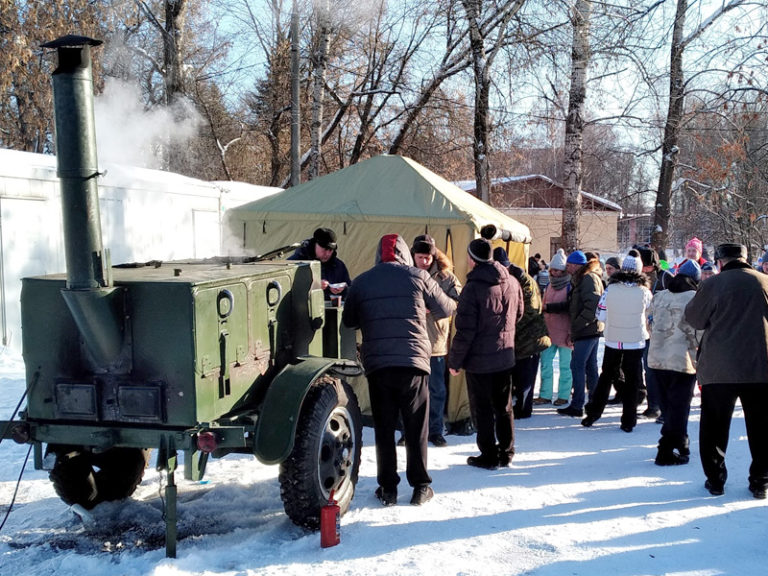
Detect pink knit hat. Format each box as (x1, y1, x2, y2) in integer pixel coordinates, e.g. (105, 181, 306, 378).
(685, 237, 703, 254)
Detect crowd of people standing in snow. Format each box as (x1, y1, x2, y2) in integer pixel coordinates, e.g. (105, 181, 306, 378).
(296, 226, 768, 507)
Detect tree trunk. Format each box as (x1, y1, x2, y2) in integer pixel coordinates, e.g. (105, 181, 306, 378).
(163, 0, 187, 173)
(651, 0, 687, 252)
(561, 0, 592, 254)
(309, 2, 331, 180)
(463, 0, 492, 204)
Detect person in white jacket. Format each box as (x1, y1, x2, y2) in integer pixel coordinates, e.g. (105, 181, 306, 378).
(581, 250, 652, 432)
(647, 260, 701, 466)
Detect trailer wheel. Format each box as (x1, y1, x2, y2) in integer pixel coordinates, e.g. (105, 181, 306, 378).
(279, 377, 362, 530)
(93, 448, 151, 502)
(49, 446, 150, 509)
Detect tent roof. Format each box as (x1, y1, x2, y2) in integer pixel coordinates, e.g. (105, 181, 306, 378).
(231, 155, 531, 243)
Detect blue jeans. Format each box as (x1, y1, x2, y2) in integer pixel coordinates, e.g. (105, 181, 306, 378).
(428, 356, 447, 436)
(569, 337, 600, 410)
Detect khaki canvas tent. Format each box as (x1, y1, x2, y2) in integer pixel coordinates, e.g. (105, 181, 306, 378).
(226, 154, 532, 425)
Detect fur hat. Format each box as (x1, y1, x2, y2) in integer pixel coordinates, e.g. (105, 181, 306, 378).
(677, 260, 701, 281)
(566, 250, 587, 265)
(468, 238, 492, 263)
(714, 243, 747, 260)
(493, 246, 510, 267)
(411, 234, 436, 256)
(621, 251, 643, 273)
(313, 227, 337, 250)
(605, 256, 621, 270)
(635, 246, 659, 269)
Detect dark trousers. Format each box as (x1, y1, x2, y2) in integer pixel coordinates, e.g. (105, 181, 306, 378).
(428, 356, 447, 436)
(643, 341, 661, 412)
(699, 382, 768, 490)
(653, 369, 696, 455)
(368, 367, 431, 490)
(586, 347, 643, 429)
(512, 354, 540, 419)
(466, 370, 515, 461)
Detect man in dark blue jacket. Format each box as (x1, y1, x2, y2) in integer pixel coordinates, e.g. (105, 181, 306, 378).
(342, 234, 455, 506)
(288, 227, 351, 300)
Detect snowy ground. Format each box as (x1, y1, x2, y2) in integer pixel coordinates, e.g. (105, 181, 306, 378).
(0, 347, 764, 576)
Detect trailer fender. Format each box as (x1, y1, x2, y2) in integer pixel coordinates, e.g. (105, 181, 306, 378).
(253, 357, 342, 464)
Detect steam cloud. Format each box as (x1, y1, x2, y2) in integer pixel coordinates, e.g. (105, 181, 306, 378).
(94, 78, 202, 169)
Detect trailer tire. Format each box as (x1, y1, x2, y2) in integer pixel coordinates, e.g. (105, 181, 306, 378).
(49, 447, 150, 509)
(279, 377, 362, 530)
(93, 448, 151, 502)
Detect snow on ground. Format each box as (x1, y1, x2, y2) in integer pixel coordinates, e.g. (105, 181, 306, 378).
(0, 346, 764, 576)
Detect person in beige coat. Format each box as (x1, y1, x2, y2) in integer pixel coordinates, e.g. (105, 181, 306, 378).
(684, 243, 768, 498)
(647, 260, 701, 466)
(411, 234, 461, 447)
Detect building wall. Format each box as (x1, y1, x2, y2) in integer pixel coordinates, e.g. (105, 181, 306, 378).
(499, 207, 619, 261)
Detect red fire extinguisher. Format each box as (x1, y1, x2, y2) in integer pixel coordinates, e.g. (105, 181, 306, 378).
(320, 489, 340, 548)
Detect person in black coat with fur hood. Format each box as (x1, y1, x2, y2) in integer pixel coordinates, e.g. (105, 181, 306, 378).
(342, 234, 455, 506)
(448, 238, 524, 470)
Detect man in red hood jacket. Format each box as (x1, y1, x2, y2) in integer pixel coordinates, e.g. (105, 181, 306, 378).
(343, 234, 455, 507)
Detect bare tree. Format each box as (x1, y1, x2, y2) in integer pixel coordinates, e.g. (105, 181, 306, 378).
(561, 0, 592, 253)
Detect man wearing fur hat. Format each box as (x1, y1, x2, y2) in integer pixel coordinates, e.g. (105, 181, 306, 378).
(684, 243, 768, 499)
(555, 250, 604, 418)
(581, 250, 652, 432)
(288, 227, 352, 300)
(448, 238, 524, 469)
(411, 234, 462, 447)
(343, 234, 456, 506)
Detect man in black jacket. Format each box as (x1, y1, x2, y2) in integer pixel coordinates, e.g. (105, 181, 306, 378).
(342, 234, 455, 506)
(288, 227, 352, 300)
(448, 238, 524, 470)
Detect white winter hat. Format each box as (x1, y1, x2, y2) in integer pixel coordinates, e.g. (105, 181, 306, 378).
(621, 250, 643, 274)
(550, 249, 567, 271)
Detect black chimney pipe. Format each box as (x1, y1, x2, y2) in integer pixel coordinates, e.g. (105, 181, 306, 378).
(43, 35, 124, 367)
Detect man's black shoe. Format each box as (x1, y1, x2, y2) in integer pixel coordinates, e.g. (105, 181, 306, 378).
(640, 408, 661, 419)
(429, 434, 447, 447)
(498, 455, 511, 467)
(655, 451, 689, 466)
(749, 484, 767, 500)
(620, 424, 633, 433)
(467, 454, 499, 470)
(581, 415, 598, 427)
(705, 480, 724, 496)
(410, 485, 434, 506)
(375, 486, 397, 506)
(557, 406, 584, 417)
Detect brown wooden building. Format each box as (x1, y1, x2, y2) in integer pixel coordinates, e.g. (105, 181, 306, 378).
(457, 175, 622, 260)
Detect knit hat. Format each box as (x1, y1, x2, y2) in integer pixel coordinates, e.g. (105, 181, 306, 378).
(701, 261, 715, 272)
(493, 246, 510, 267)
(411, 234, 436, 256)
(537, 268, 550, 288)
(468, 238, 492, 263)
(605, 256, 621, 270)
(621, 251, 643, 273)
(677, 259, 701, 281)
(313, 227, 337, 250)
(714, 243, 747, 260)
(761, 250, 768, 264)
(566, 250, 587, 265)
(550, 249, 567, 271)
(686, 237, 703, 255)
